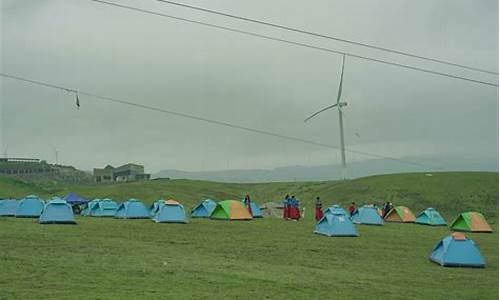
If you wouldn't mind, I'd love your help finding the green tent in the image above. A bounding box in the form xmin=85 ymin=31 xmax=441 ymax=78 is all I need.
xmin=450 ymin=212 xmax=492 ymax=233
xmin=210 ymin=200 xmax=252 ymax=220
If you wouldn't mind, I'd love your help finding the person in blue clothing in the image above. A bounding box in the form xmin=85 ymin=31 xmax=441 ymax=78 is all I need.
xmin=289 ymin=195 xmax=300 ymax=220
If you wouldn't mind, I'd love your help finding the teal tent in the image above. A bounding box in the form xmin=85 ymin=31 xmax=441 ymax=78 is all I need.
xmin=115 ymin=199 xmax=150 ymax=219
xmin=39 ymin=198 xmax=76 ymax=224
xmin=314 ymin=212 xmax=358 ymax=237
xmin=191 ymin=199 xmax=217 ymax=218
xmin=153 ymin=200 xmax=188 ymax=223
xmin=351 ymin=205 xmax=383 ymax=225
xmin=90 ymin=199 xmax=118 ymax=217
xmin=241 ymin=200 xmax=263 ymax=218
xmin=416 ymin=207 xmax=447 ymax=226
xmin=16 ymin=195 xmax=45 ymax=218
xmin=324 ymin=205 xmax=347 ymax=216
xmin=430 ymin=232 xmax=485 ymax=268
xmin=0 ymin=199 xmax=19 ymax=216
xmin=81 ymin=199 xmax=100 ymax=216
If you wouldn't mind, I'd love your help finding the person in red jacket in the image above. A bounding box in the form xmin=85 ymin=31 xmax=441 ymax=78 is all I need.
xmin=315 ymin=196 xmax=323 ymax=221
xmin=283 ymin=194 xmax=290 ymax=220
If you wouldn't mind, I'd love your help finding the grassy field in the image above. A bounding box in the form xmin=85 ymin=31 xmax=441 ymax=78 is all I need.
xmin=0 ymin=172 xmax=498 ymax=299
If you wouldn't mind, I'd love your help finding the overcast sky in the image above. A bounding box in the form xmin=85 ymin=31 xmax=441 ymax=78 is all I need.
xmin=1 ymin=0 xmax=498 ymax=173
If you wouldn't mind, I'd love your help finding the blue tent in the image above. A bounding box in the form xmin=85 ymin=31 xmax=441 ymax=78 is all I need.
xmin=191 ymin=199 xmax=217 ymax=218
xmin=430 ymin=232 xmax=485 ymax=268
xmin=0 ymin=199 xmax=19 ymax=216
xmin=39 ymin=198 xmax=76 ymax=224
xmin=314 ymin=212 xmax=359 ymax=237
xmin=150 ymin=200 xmax=165 ymax=216
xmin=241 ymin=200 xmax=263 ymax=218
xmin=351 ymin=205 xmax=383 ymax=225
xmin=153 ymin=200 xmax=188 ymax=223
xmin=324 ymin=205 xmax=348 ymax=216
xmin=81 ymin=199 xmax=100 ymax=216
xmin=64 ymin=192 xmax=89 ymax=205
xmin=416 ymin=207 xmax=447 ymax=226
xmin=90 ymin=199 xmax=118 ymax=217
xmin=115 ymin=199 xmax=150 ymax=219
xmin=16 ymin=195 xmax=45 ymax=218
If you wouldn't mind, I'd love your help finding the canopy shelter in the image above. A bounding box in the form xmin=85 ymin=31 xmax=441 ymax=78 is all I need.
xmin=39 ymin=198 xmax=76 ymax=224
xmin=210 ymin=200 xmax=252 ymax=220
xmin=191 ymin=199 xmax=217 ymax=218
xmin=259 ymin=202 xmax=284 ymax=218
xmin=153 ymin=200 xmax=188 ymax=223
xmin=430 ymin=232 xmax=485 ymax=268
xmin=314 ymin=212 xmax=359 ymax=237
xmin=450 ymin=212 xmax=492 ymax=233
xmin=0 ymin=199 xmax=19 ymax=216
xmin=415 ymin=208 xmax=447 ymax=226
xmin=90 ymin=199 xmax=118 ymax=217
xmin=115 ymin=199 xmax=150 ymax=219
xmin=241 ymin=199 xmax=263 ymax=218
xmin=384 ymin=206 xmax=416 ymax=223
xmin=351 ymin=205 xmax=383 ymax=225
xmin=16 ymin=195 xmax=45 ymax=218
xmin=64 ymin=192 xmax=89 ymax=205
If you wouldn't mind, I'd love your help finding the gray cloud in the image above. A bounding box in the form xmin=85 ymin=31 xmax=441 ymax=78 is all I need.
xmin=1 ymin=0 xmax=498 ymax=173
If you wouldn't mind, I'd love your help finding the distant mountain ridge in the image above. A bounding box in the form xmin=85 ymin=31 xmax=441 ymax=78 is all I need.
xmin=154 ymin=153 xmax=498 ymax=183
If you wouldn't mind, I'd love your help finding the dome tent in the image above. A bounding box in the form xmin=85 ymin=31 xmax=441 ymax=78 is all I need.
xmin=415 ymin=208 xmax=447 ymax=226
xmin=0 ymin=199 xmax=19 ymax=216
xmin=351 ymin=205 xmax=383 ymax=225
xmin=81 ymin=199 xmax=100 ymax=216
xmin=16 ymin=195 xmax=45 ymax=218
xmin=324 ymin=205 xmax=347 ymax=216
xmin=314 ymin=212 xmax=359 ymax=237
xmin=90 ymin=199 xmax=118 ymax=217
xmin=210 ymin=200 xmax=252 ymax=220
xmin=240 ymin=199 xmax=263 ymax=218
xmin=39 ymin=198 xmax=76 ymax=224
xmin=115 ymin=199 xmax=150 ymax=219
xmin=191 ymin=199 xmax=217 ymax=218
xmin=384 ymin=206 xmax=416 ymax=223
xmin=430 ymin=232 xmax=485 ymax=268
xmin=153 ymin=200 xmax=188 ymax=223
xmin=450 ymin=212 xmax=492 ymax=233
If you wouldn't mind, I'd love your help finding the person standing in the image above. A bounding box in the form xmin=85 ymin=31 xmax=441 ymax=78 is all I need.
xmin=315 ymin=196 xmax=323 ymax=221
xmin=290 ymin=195 xmax=300 ymax=220
xmin=283 ymin=194 xmax=290 ymax=220
xmin=244 ymin=194 xmax=253 ymax=216
xmin=348 ymin=201 xmax=358 ymax=217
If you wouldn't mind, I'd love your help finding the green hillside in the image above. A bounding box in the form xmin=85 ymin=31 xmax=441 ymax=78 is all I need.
xmin=0 ymin=172 xmax=498 ymax=299
xmin=1 ymin=171 xmax=497 ymax=220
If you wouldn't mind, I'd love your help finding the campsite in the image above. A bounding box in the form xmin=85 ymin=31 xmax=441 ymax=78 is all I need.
xmin=0 ymin=172 xmax=497 ymax=299
xmin=1 ymin=1 xmax=498 ymax=299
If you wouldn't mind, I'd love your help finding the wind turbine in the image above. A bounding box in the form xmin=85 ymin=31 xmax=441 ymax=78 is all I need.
xmin=304 ymin=54 xmax=348 ymax=180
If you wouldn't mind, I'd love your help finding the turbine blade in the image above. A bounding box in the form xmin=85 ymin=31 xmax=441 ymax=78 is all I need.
xmin=336 ymin=54 xmax=346 ymax=104
xmin=304 ymin=103 xmax=338 ymax=122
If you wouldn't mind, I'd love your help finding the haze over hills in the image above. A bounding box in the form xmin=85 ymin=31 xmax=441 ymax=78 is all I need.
xmin=154 ymin=153 xmax=498 ymax=182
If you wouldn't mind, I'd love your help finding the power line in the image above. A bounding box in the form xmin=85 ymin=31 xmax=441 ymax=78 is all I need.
xmin=0 ymin=72 xmax=441 ymax=170
xmin=88 ymin=0 xmax=498 ymax=88
xmin=155 ymin=0 xmax=498 ymax=76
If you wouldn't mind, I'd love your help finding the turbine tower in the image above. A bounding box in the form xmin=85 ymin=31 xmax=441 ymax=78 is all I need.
xmin=305 ymin=54 xmax=348 ymax=179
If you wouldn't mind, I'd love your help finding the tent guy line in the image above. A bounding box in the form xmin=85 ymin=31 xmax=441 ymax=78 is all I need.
xmin=88 ymin=0 xmax=498 ymax=88
xmin=154 ymin=0 xmax=498 ymax=75
xmin=0 ymin=72 xmax=440 ymax=170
